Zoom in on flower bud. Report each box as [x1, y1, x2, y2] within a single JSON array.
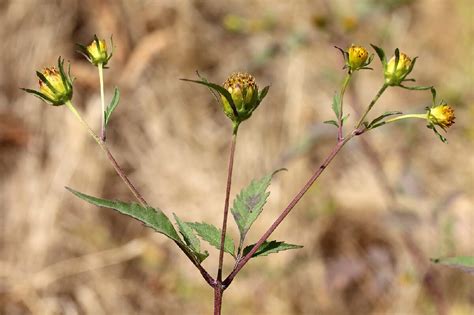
[[221, 72, 259, 122], [77, 35, 113, 67], [348, 45, 369, 70], [22, 57, 73, 106], [384, 52, 412, 85], [428, 105, 455, 130]]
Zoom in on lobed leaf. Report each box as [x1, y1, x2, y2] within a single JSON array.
[[187, 222, 235, 257], [66, 187, 182, 243], [242, 240, 303, 258]]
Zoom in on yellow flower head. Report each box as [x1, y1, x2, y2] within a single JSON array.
[[428, 105, 455, 129], [385, 52, 412, 85], [22, 57, 73, 106], [86, 39, 108, 64], [348, 45, 369, 70], [221, 72, 258, 121], [77, 35, 113, 67]]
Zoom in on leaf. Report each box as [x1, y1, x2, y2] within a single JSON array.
[[370, 44, 386, 65], [187, 222, 235, 257], [323, 120, 339, 127], [399, 84, 433, 91], [173, 214, 209, 263], [258, 85, 270, 103], [231, 170, 285, 241], [431, 256, 474, 275], [367, 111, 403, 129], [242, 240, 303, 258], [66, 187, 182, 243], [331, 92, 341, 119], [105, 87, 120, 125], [180, 78, 239, 118]]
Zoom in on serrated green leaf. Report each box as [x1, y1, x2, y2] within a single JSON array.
[[231, 170, 284, 241], [66, 187, 182, 243], [173, 214, 209, 263], [242, 240, 303, 258], [324, 120, 339, 127], [105, 87, 120, 125], [431, 256, 474, 275], [187, 222, 235, 257], [331, 92, 341, 119]]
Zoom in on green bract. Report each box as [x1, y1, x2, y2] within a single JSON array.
[[77, 35, 113, 67], [22, 57, 73, 106], [371, 44, 418, 86]]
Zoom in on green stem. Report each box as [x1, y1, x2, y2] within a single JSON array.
[[385, 113, 427, 124], [98, 63, 106, 141], [338, 73, 352, 141], [355, 84, 388, 129]]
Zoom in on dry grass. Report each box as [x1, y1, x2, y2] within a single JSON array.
[[1, 0, 473, 314]]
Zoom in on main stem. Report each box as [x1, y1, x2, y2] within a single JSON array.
[[65, 101, 214, 286], [224, 136, 350, 287], [217, 132, 238, 282], [98, 63, 106, 141]]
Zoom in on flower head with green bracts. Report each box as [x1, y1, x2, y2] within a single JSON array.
[[371, 44, 418, 87], [22, 57, 73, 106], [220, 72, 260, 122], [428, 104, 455, 130], [77, 35, 113, 67], [181, 72, 269, 132], [336, 44, 373, 73]]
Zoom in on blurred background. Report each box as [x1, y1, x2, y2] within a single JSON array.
[[1, 0, 473, 314]]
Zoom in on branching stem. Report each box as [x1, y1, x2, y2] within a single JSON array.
[[65, 101, 214, 286], [355, 83, 388, 129]]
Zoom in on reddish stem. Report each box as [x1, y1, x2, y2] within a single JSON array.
[[217, 133, 237, 282], [224, 137, 350, 287]]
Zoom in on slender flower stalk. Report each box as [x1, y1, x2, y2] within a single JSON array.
[[338, 73, 352, 140], [217, 132, 238, 282], [385, 113, 427, 124], [98, 63, 106, 141], [355, 83, 388, 129], [215, 131, 238, 315]]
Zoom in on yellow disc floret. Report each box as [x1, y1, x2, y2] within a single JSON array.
[[348, 45, 369, 70], [86, 39, 108, 65], [221, 72, 258, 121], [428, 105, 455, 129]]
